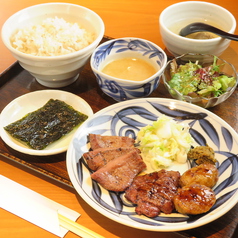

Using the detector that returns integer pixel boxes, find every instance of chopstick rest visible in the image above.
[0,175,103,238]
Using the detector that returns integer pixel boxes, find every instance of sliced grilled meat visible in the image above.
[83,147,141,171]
[91,150,146,192]
[125,170,180,217]
[89,134,135,150]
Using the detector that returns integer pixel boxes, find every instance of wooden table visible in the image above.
[0,1,238,238]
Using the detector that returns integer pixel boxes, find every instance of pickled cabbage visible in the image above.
[136,115,195,169]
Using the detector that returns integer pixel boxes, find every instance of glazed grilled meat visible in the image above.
[179,163,219,188]
[83,147,140,171]
[173,184,216,215]
[125,170,180,217]
[91,150,146,192]
[88,134,135,150]
[175,163,218,215]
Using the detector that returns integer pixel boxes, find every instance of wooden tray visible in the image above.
[0,36,237,238]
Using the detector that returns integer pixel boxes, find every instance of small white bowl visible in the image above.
[90,37,167,101]
[159,1,236,59]
[0,90,93,155]
[1,3,105,88]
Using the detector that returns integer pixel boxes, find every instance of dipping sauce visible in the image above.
[101,57,157,81]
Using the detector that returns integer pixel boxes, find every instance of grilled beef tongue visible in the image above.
[91,150,146,192]
[83,147,140,171]
[89,134,135,150]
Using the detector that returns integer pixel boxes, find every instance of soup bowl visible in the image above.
[159,1,236,60]
[90,37,167,101]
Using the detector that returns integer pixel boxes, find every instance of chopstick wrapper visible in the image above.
[0,175,80,237]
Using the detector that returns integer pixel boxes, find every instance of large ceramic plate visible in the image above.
[66,98,238,231]
[0,90,93,156]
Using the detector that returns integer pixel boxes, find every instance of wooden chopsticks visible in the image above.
[58,213,105,238]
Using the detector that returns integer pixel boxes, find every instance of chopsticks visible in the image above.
[58,213,105,238]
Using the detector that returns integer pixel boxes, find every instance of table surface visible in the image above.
[1,1,238,238]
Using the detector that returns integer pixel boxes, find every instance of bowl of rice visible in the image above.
[1,3,105,88]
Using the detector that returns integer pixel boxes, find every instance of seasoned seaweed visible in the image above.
[4,99,88,150]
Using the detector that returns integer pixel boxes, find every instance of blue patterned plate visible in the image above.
[66,98,238,231]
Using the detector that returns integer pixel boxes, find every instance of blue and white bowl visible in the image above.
[90,37,167,101]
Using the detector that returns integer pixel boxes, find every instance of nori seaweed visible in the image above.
[4,99,88,150]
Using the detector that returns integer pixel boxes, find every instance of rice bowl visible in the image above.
[1,3,105,88]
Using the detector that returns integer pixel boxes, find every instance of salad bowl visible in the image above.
[162,53,238,108]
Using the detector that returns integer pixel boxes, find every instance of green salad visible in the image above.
[168,57,236,98]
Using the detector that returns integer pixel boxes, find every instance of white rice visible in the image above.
[11,16,95,56]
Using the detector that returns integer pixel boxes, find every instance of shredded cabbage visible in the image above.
[136,115,195,169]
